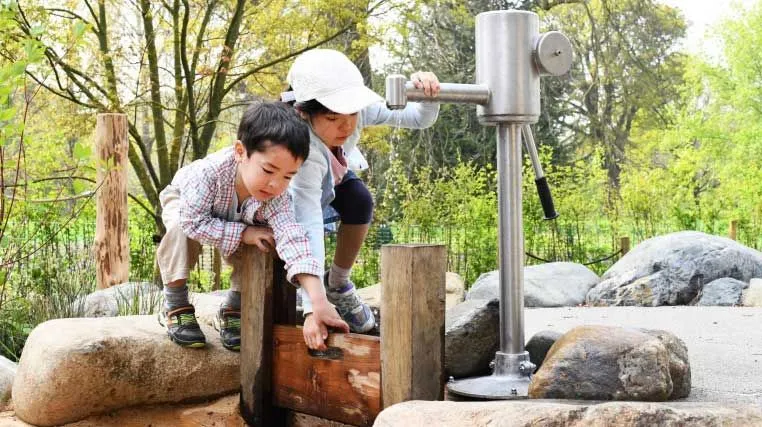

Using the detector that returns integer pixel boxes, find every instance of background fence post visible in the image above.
[380,244,446,408]
[619,236,630,256]
[93,113,129,289]
[729,219,738,241]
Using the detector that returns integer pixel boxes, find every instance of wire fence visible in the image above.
[4,217,755,293]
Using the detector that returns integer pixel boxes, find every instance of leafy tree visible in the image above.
[542,0,687,186]
[14,0,386,230]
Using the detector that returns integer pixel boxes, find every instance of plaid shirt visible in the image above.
[165,147,322,283]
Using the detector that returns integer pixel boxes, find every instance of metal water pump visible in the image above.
[385,10,572,399]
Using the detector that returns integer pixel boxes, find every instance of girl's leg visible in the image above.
[326,173,375,332]
[328,174,374,289]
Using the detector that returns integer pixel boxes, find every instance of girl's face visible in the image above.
[309,112,358,148]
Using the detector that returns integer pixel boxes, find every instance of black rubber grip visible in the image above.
[535,176,559,220]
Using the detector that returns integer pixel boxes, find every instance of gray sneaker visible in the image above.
[325,274,375,333]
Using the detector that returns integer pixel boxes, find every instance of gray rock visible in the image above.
[525,330,562,372]
[528,325,689,401]
[697,278,748,306]
[74,282,161,317]
[12,316,239,426]
[744,278,762,306]
[374,401,762,427]
[467,262,599,307]
[445,299,499,378]
[0,356,16,409]
[587,231,762,306]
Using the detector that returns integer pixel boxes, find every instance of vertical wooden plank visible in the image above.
[273,258,297,325]
[729,219,738,241]
[212,247,222,291]
[93,113,129,289]
[240,246,279,426]
[380,244,446,408]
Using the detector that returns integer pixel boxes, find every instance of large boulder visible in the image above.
[0,356,16,410]
[444,299,499,378]
[524,330,562,372]
[697,278,748,306]
[743,278,762,306]
[528,325,690,401]
[374,400,762,426]
[74,282,161,317]
[587,231,762,306]
[467,262,599,307]
[12,316,239,426]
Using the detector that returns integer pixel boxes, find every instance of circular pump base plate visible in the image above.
[447,374,532,400]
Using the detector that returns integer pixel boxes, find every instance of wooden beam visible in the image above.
[380,244,446,408]
[273,259,297,325]
[272,325,381,427]
[239,246,279,426]
[93,113,129,289]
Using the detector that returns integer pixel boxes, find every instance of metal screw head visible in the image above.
[448,376,455,383]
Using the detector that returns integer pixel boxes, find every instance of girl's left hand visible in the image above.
[411,71,441,97]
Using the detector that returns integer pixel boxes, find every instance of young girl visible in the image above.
[282,49,440,333]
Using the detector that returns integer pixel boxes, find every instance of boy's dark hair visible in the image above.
[237,101,310,161]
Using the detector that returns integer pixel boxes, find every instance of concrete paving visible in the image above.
[524,306,762,405]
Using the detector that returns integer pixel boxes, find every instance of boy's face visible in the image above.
[235,140,303,202]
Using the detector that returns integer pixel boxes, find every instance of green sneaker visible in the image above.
[158,306,206,348]
[215,307,241,351]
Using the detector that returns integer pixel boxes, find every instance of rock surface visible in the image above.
[74,282,161,317]
[0,356,16,410]
[467,262,599,307]
[529,325,690,401]
[524,330,562,372]
[743,278,762,306]
[697,278,748,306]
[587,231,762,306]
[374,400,762,426]
[444,299,499,378]
[12,315,239,426]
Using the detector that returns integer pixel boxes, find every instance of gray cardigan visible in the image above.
[289,100,440,313]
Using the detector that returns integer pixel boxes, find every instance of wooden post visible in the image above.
[240,246,279,426]
[212,247,222,291]
[272,258,297,325]
[619,236,630,256]
[380,244,446,408]
[729,220,738,241]
[93,113,129,289]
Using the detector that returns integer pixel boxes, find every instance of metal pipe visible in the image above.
[522,125,544,178]
[496,124,525,355]
[385,74,490,110]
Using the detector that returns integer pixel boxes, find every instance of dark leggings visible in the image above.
[329,172,374,225]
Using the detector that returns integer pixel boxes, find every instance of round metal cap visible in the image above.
[534,31,573,76]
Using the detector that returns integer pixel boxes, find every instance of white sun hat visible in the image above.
[286,49,383,115]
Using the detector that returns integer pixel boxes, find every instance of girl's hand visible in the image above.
[411,71,441,97]
[302,300,349,350]
[241,225,275,253]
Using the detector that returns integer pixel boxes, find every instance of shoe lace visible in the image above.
[225,316,241,330]
[176,312,197,325]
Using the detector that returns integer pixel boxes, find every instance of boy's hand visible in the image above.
[302,299,349,350]
[241,225,275,253]
[411,71,441,97]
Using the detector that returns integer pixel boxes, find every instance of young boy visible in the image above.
[156,101,348,351]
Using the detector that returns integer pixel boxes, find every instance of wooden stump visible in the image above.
[93,113,129,289]
[380,244,447,408]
